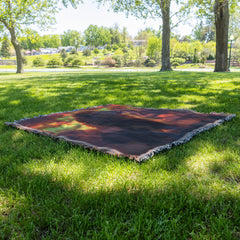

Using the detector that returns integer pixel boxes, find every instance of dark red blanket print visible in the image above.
[5,104,235,162]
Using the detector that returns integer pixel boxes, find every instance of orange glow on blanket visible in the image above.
[6,104,235,162]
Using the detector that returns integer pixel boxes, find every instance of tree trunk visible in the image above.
[214,0,229,72]
[9,27,24,73]
[160,0,172,71]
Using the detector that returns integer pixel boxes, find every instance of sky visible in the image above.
[40,1,195,37]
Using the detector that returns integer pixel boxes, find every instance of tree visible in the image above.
[134,28,154,44]
[96,0,177,71]
[1,36,11,59]
[60,49,68,60]
[20,29,42,51]
[84,25,111,47]
[159,0,172,71]
[229,5,240,40]
[121,27,129,44]
[146,36,162,63]
[109,24,121,45]
[40,34,61,48]
[193,21,215,42]
[180,35,193,42]
[214,0,229,71]
[61,30,83,49]
[0,0,60,73]
[0,0,82,73]
[188,0,239,72]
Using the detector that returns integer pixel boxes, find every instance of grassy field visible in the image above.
[0,71,239,239]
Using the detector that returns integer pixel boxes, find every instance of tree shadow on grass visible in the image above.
[1,71,239,170]
[0,71,213,117]
[0,72,192,122]
[1,127,239,238]
[1,142,240,239]
[0,71,240,239]
[1,71,239,154]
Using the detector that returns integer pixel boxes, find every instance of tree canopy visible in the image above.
[61,30,83,49]
[0,0,59,30]
[84,25,111,47]
[96,0,184,71]
[0,0,82,73]
[0,36,11,59]
[229,5,240,40]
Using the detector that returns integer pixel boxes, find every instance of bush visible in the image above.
[122,47,128,53]
[173,50,187,59]
[112,44,119,51]
[64,56,83,67]
[120,43,126,48]
[200,56,207,64]
[146,36,161,62]
[126,60,134,67]
[106,45,112,51]
[47,57,63,68]
[114,49,124,56]
[144,58,156,67]
[170,58,185,65]
[93,48,99,54]
[193,49,199,63]
[94,58,101,66]
[171,62,180,68]
[82,49,91,57]
[60,49,68,60]
[102,57,116,67]
[71,57,83,67]
[129,43,134,50]
[70,48,78,55]
[64,56,75,66]
[133,58,143,67]
[22,56,28,65]
[123,53,130,67]
[103,49,108,55]
[112,55,123,67]
[33,56,45,67]
[208,54,215,60]
[232,48,240,62]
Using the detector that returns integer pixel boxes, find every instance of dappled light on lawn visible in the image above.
[0,71,239,239]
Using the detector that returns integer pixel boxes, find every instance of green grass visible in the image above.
[176,63,215,69]
[0,71,239,239]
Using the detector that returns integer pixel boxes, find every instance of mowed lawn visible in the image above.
[0,71,239,239]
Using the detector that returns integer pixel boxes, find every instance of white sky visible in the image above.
[40,1,195,37]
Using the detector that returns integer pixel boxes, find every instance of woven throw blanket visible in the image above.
[5,104,235,162]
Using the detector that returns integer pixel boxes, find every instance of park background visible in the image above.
[0,1,240,239]
[0,1,239,71]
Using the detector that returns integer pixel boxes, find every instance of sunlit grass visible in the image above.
[0,71,239,239]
